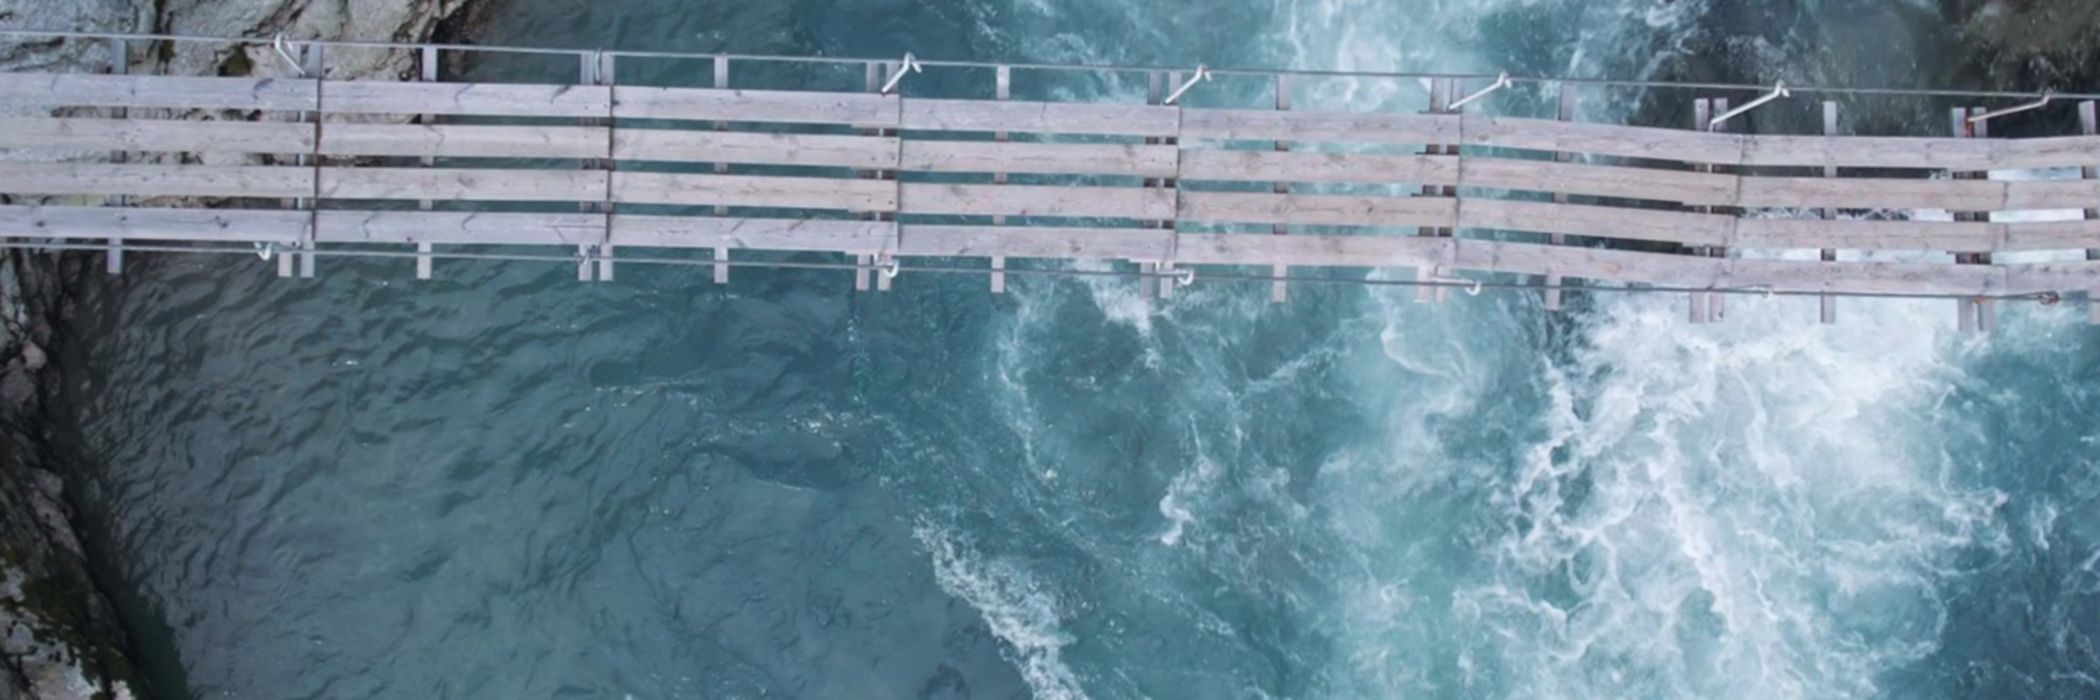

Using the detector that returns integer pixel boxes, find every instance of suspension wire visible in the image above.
[1,28,2090,101]
[0,241,2063,304]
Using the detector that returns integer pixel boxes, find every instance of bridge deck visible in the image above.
[3,68,2099,326]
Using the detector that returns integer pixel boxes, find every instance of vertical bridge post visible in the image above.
[990,65,1011,294]
[712,55,730,284]
[415,45,437,280]
[856,62,880,293]
[578,52,615,282]
[104,37,126,275]
[1158,70,1182,301]
[297,43,322,279]
[876,59,901,293]
[1271,74,1290,303]
[1819,100,1838,324]
[1708,97,1730,321]
[2081,100,2098,323]
[1951,106,1990,333]
[1417,78,1453,303]
[1689,98,1712,323]
[1139,72,1161,301]
[1544,82,1577,312]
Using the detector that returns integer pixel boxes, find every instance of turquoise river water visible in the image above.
[42,0,2100,697]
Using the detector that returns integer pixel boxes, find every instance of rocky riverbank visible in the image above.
[0,2,462,697]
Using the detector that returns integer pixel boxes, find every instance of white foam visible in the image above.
[916,525,1089,700]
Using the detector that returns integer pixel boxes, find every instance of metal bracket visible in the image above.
[1447,71,1511,111]
[271,33,309,78]
[1708,81,1788,128]
[1967,90,2054,124]
[1162,65,1211,105]
[879,256,901,280]
[1173,267,1196,287]
[255,242,275,261]
[1433,275,1483,296]
[878,53,922,95]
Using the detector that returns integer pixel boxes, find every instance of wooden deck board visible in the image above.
[0,117,314,154]
[901,99,1178,137]
[900,141,1176,177]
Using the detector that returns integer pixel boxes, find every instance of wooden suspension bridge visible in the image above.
[3,32,2100,332]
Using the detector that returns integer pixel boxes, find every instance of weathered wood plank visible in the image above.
[324,80,611,118]
[900,225,1173,260]
[0,117,314,154]
[1461,114,1743,164]
[0,73,317,111]
[614,86,898,126]
[1740,135,1996,169]
[1460,158,1737,205]
[1459,198,1734,245]
[615,172,896,211]
[1991,136,2100,170]
[1178,150,1459,184]
[315,211,601,245]
[1178,192,1457,227]
[318,168,606,201]
[321,123,607,159]
[902,99,1178,137]
[1733,218,1999,251]
[0,163,312,198]
[2005,179,2100,210]
[610,215,895,254]
[1735,176,2005,210]
[900,140,1176,177]
[616,129,899,169]
[0,204,306,242]
[1180,108,1458,143]
[1175,232,1451,268]
[899,183,1173,219]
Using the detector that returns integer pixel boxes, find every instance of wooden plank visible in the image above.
[1996,136,2100,170]
[612,215,895,254]
[323,80,610,118]
[1179,108,1459,143]
[315,211,601,245]
[1461,113,1743,164]
[0,115,319,154]
[318,168,606,202]
[614,86,898,127]
[2005,179,2100,210]
[900,225,1173,260]
[1177,150,1458,184]
[1740,134,1996,169]
[1418,78,1453,303]
[616,172,896,211]
[1270,75,1292,302]
[1458,198,1733,246]
[322,123,607,159]
[1689,98,1712,323]
[1175,232,1451,268]
[901,140,1177,177]
[902,98,1178,137]
[0,73,317,111]
[1735,176,2005,210]
[617,129,898,169]
[0,204,307,242]
[1461,157,1737,205]
[0,162,311,198]
[1953,107,1983,333]
[1733,219,1999,251]
[1178,191,1458,227]
[900,183,1174,219]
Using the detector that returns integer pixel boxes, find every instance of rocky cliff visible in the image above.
[0,1,462,697]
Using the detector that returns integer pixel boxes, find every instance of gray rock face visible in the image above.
[0,0,463,697]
